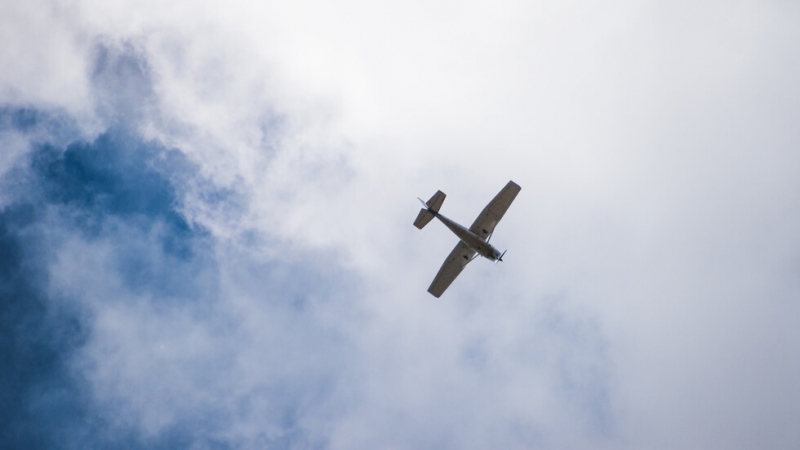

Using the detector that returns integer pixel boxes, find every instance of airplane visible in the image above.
[414,180,521,297]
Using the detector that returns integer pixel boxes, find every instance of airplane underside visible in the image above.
[414,180,520,297]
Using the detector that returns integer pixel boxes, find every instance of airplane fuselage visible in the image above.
[433,212,502,261]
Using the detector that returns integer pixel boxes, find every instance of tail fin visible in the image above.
[413,190,446,229]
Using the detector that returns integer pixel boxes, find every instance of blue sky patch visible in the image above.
[0,106,220,448]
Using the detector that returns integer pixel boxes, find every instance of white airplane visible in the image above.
[414,180,521,297]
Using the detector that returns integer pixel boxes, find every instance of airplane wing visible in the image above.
[428,240,476,298]
[469,180,521,240]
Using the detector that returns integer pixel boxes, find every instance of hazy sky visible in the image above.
[2,1,799,449]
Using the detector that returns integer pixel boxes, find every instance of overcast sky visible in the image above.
[2,1,799,449]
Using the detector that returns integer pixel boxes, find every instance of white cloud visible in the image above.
[3,0,800,448]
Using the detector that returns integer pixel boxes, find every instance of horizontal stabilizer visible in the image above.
[426,190,446,213]
[413,208,435,229]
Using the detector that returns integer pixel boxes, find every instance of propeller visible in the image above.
[496,249,507,263]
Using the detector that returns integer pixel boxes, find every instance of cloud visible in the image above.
[0,43,360,448]
[3,1,800,449]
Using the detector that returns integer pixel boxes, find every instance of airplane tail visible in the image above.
[413,190,446,229]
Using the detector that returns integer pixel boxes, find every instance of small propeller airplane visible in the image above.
[414,180,521,297]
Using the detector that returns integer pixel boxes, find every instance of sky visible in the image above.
[1,0,799,449]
